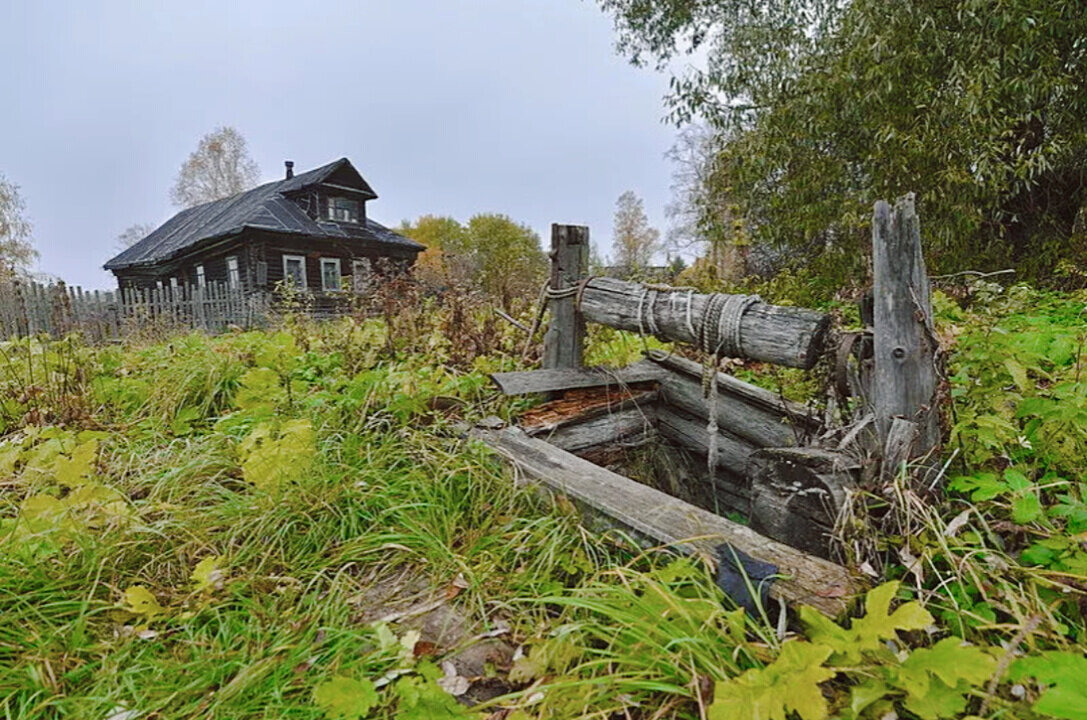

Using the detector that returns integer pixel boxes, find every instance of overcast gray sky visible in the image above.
[1,0,683,289]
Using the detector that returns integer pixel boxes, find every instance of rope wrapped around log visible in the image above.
[574,277,830,369]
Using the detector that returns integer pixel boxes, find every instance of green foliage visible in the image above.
[400,212,547,310]
[237,418,315,492]
[313,676,379,720]
[1011,652,1087,720]
[800,581,934,664]
[2,284,1085,719]
[599,0,1087,283]
[708,641,834,720]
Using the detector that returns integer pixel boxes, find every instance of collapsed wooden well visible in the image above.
[475,197,941,617]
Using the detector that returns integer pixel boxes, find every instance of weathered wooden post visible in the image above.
[872,194,941,476]
[542,224,590,371]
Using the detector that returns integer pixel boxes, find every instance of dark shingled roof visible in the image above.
[104,158,423,271]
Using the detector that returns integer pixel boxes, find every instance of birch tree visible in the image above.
[171,126,260,208]
[0,174,37,276]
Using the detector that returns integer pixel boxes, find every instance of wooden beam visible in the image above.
[542,224,589,371]
[578,277,829,369]
[872,196,940,461]
[539,406,657,453]
[490,359,665,396]
[473,425,861,616]
[649,353,818,448]
[656,406,758,481]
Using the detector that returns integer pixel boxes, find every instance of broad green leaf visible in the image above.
[1011,494,1043,524]
[313,676,378,720]
[0,442,20,476]
[394,675,476,719]
[901,677,969,720]
[949,473,1008,501]
[1003,468,1031,491]
[1003,358,1030,391]
[901,637,997,688]
[1011,652,1087,720]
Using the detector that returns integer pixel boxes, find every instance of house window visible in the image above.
[352,258,372,293]
[327,197,359,223]
[320,258,342,292]
[196,264,206,288]
[170,277,179,292]
[282,254,306,288]
[226,256,240,289]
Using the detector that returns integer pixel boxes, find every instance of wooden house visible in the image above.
[104,158,424,294]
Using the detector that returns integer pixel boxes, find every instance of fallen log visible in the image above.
[473,425,862,616]
[577,277,830,369]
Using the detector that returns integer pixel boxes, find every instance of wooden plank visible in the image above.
[542,224,589,371]
[578,277,830,369]
[491,359,665,395]
[474,425,860,616]
[872,196,940,461]
[650,353,818,448]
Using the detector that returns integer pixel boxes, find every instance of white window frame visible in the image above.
[282,254,307,289]
[320,257,342,292]
[226,256,240,289]
[195,264,206,288]
[170,277,179,291]
[327,197,360,224]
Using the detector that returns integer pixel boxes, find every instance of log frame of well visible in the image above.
[476,200,940,617]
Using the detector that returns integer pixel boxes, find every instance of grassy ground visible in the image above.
[1,285,1085,720]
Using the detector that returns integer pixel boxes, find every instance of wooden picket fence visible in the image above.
[0,279,271,343]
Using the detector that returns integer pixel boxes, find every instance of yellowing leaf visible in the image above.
[313,675,378,720]
[124,585,166,618]
[55,439,98,488]
[239,419,315,492]
[902,637,997,689]
[802,582,933,664]
[708,641,834,720]
[191,556,224,593]
[0,442,21,477]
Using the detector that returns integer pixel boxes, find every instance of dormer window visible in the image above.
[328,197,359,223]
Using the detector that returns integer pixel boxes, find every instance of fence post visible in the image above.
[542,224,589,371]
[872,195,941,478]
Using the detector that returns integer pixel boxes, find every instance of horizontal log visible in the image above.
[473,425,861,616]
[656,407,758,479]
[540,406,657,453]
[651,356,813,449]
[578,277,830,369]
[490,359,665,395]
[522,389,658,436]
